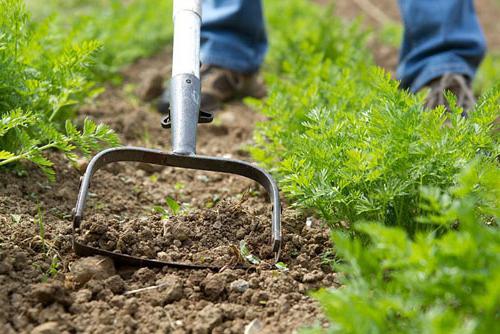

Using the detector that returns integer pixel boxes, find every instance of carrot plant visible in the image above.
[260,1,499,332]
[308,160,499,333]
[25,0,174,81]
[257,0,499,230]
[1,0,175,178]
[0,0,118,178]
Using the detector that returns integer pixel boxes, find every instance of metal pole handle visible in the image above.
[170,0,202,155]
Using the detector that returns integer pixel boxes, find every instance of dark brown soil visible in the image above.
[0,46,334,334]
[1,1,499,333]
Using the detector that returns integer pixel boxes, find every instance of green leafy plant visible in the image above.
[308,160,499,334]
[153,196,182,220]
[26,0,174,80]
[0,0,119,178]
[259,1,499,332]
[254,0,499,231]
[475,54,500,94]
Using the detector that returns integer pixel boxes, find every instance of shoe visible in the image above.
[423,73,476,116]
[200,64,266,111]
[157,65,266,114]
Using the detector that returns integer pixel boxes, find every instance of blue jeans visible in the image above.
[201,0,486,92]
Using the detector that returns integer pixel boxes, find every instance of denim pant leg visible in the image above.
[201,0,267,73]
[397,0,487,92]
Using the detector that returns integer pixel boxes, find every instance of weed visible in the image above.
[35,206,46,251]
[41,254,60,282]
[239,240,261,265]
[153,196,182,220]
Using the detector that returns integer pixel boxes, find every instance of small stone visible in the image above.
[31,321,59,334]
[229,279,250,293]
[70,256,116,285]
[303,270,324,283]
[244,319,263,334]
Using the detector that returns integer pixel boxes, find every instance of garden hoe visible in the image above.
[71,0,282,270]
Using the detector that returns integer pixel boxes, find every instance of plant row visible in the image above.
[260,1,499,332]
[0,0,173,178]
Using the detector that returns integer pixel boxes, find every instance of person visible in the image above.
[175,0,487,113]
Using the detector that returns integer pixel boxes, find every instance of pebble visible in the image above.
[229,279,250,293]
[31,321,59,334]
[244,319,263,334]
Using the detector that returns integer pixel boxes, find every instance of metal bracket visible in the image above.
[161,109,213,129]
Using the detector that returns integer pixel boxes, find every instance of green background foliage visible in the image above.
[0,0,174,177]
[258,0,499,230]
[259,1,499,333]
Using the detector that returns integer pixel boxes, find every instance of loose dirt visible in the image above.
[2,1,499,333]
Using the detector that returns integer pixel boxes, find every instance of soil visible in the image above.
[1,1,499,333]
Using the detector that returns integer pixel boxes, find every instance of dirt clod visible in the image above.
[193,305,224,334]
[31,282,72,307]
[202,273,226,300]
[136,68,164,102]
[303,270,325,283]
[155,275,184,304]
[69,256,116,285]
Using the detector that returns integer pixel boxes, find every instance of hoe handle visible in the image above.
[170,0,202,155]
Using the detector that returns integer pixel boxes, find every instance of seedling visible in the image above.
[10,214,21,224]
[36,206,46,252]
[274,262,289,272]
[153,196,182,220]
[239,240,261,265]
[41,255,61,282]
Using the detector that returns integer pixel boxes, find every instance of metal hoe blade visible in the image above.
[72,147,282,269]
[71,0,282,269]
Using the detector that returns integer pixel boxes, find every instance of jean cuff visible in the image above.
[201,54,262,73]
[201,47,263,73]
[410,62,476,92]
